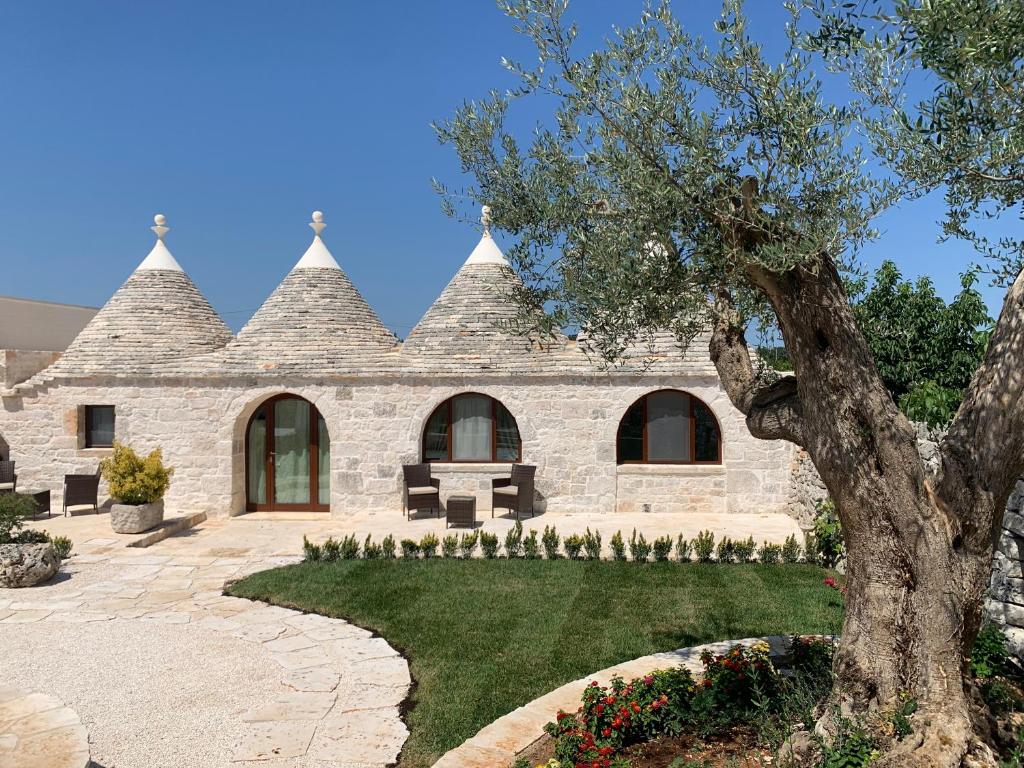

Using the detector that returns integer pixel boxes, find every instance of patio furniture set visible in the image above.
[0,460,100,518]
[401,462,537,528]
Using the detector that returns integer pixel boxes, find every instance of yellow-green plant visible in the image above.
[99,441,173,505]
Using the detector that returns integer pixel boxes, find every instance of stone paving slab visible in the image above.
[0,687,90,768]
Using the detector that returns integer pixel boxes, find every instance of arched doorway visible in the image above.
[246,394,329,512]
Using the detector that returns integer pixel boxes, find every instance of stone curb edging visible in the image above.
[0,686,90,768]
[430,635,796,768]
[126,512,208,548]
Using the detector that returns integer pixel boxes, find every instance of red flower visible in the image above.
[601,727,611,738]
[643,675,654,685]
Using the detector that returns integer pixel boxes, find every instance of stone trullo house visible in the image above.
[0,210,795,519]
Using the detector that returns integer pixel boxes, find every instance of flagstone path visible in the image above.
[0,532,410,767]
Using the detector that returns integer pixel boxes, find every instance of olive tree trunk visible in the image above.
[709,257,1024,767]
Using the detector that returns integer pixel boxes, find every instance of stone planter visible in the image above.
[110,500,164,534]
[0,543,59,587]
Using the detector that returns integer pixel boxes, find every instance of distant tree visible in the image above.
[437,1,1024,764]
[853,260,991,426]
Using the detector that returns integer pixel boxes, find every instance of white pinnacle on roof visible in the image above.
[463,205,509,266]
[292,210,342,270]
[136,214,184,271]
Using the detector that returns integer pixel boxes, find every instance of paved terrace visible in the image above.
[0,509,800,768]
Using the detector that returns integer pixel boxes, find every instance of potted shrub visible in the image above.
[100,442,174,534]
[0,492,59,587]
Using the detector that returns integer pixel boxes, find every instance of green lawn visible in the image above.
[228,560,843,768]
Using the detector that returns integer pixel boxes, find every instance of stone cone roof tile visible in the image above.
[48,268,232,375]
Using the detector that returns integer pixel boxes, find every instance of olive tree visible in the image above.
[436,1,1024,764]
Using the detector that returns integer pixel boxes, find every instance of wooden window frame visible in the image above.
[244,394,329,513]
[616,389,722,465]
[83,405,116,449]
[422,393,523,464]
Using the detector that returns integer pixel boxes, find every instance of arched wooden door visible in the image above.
[246,395,330,512]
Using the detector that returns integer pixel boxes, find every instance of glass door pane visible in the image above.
[647,391,691,461]
[317,413,330,506]
[247,408,267,504]
[274,398,310,505]
[452,394,492,461]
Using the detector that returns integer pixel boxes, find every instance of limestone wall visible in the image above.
[988,482,1024,654]
[0,373,793,519]
[1,350,62,388]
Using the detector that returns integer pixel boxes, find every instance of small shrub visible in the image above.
[716,536,735,564]
[0,492,40,543]
[790,635,835,693]
[98,441,173,504]
[981,678,1024,714]
[733,536,756,563]
[675,534,692,562]
[13,529,49,544]
[582,528,602,560]
[971,622,1012,679]
[420,533,439,558]
[381,534,397,559]
[652,535,673,562]
[441,535,458,558]
[50,535,73,560]
[818,718,877,768]
[459,531,479,559]
[812,499,845,569]
[504,521,524,558]
[610,530,627,561]
[302,536,322,562]
[563,534,584,560]
[339,534,360,560]
[888,693,917,739]
[692,530,715,563]
[480,532,499,559]
[542,525,560,559]
[629,528,651,562]
[690,642,783,730]
[363,535,382,560]
[758,541,781,565]
[400,539,420,559]
[321,537,341,562]
[781,534,802,564]
[523,529,540,559]
[804,532,821,565]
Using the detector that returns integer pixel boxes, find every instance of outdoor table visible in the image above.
[446,494,477,528]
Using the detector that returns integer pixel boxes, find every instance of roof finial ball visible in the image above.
[151,213,169,241]
[310,210,326,237]
[481,205,493,237]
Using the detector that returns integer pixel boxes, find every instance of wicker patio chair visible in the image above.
[402,463,440,520]
[491,463,536,521]
[0,460,15,493]
[63,469,101,516]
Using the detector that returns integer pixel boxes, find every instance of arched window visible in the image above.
[617,390,721,464]
[423,393,521,463]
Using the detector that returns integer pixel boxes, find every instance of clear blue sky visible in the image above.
[0,1,1012,334]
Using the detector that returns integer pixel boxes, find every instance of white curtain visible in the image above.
[647,391,691,461]
[453,395,492,461]
[317,414,330,506]
[274,399,310,504]
[247,412,267,504]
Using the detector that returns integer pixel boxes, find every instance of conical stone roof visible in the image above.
[49,215,232,375]
[401,207,568,370]
[215,212,398,373]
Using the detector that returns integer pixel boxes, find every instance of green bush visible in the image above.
[51,535,73,560]
[523,529,540,559]
[542,525,560,559]
[480,532,499,559]
[400,539,420,559]
[13,529,50,544]
[563,534,584,560]
[459,531,479,559]
[629,528,651,562]
[693,530,715,563]
[321,537,341,562]
[504,521,524,558]
[363,535,383,560]
[782,534,802,564]
[758,541,782,565]
[420,533,439,558]
[812,500,844,569]
[302,536,322,562]
[652,535,673,562]
[583,528,602,560]
[819,718,878,768]
[441,534,458,558]
[803,532,821,566]
[381,534,397,559]
[98,441,173,505]
[971,622,1012,679]
[675,534,692,562]
[610,530,627,561]
[716,536,735,564]
[734,536,756,564]
[0,492,40,543]
[339,534,360,560]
